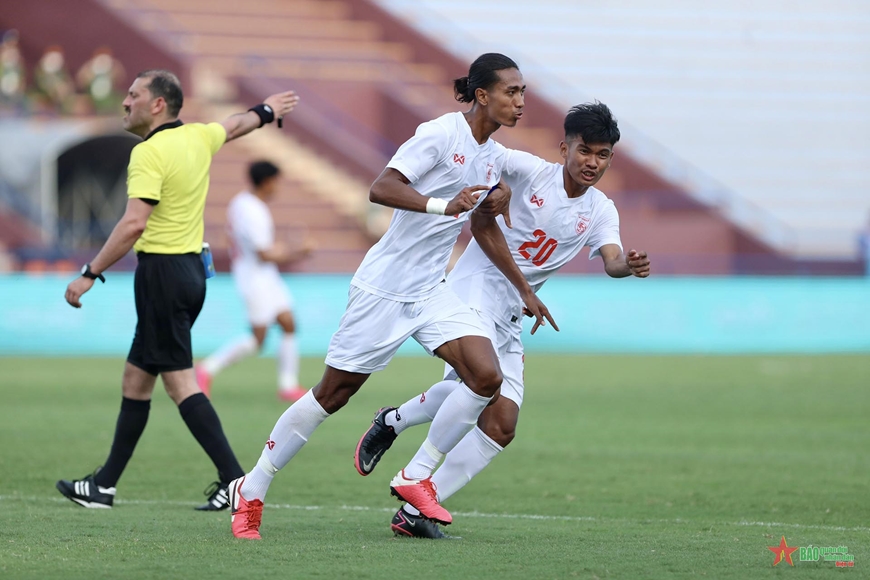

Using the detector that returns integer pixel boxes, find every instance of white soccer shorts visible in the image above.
[234,269,293,327]
[444,310,525,407]
[325,282,489,374]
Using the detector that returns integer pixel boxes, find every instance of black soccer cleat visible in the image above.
[195,480,230,511]
[56,470,115,509]
[390,507,458,539]
[354,406,399,476]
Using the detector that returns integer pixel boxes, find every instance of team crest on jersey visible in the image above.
[453,153,465,165]
[576,215,590,235]
[530,193,544,207]
[485,162,494,182]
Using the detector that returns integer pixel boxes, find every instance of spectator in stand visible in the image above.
[76,47,125,115]
[0,30,26,110]
[32,45,76,114]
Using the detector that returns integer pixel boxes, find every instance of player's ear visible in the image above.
[559,141,568,161]
[475,87,488,106]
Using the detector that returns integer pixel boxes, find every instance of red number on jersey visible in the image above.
[517,229,558,266]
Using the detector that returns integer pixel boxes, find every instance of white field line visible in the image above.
[2,495,869,534]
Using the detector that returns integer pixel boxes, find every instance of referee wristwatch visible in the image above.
[81,263,105,283]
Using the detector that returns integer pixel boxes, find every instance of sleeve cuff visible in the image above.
[386,161,418,184]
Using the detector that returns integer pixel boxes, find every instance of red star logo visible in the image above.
[768,536,799,566]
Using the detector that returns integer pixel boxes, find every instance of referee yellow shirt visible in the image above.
[127,121,226,254]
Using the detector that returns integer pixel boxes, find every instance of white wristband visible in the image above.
[425,197,448,215]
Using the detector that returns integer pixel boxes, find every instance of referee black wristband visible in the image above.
[248,104,275,128]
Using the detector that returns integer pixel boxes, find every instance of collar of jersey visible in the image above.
[144,119,183,141]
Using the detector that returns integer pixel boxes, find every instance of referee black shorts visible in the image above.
[127,252,206,375]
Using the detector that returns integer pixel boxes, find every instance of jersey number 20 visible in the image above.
[518,229,558,266]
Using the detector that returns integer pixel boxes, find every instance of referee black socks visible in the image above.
[178,393,245,484]
[94,397,151,489]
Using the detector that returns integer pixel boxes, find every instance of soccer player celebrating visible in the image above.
[228,53,555,539]
[196,160,313,402]
[355,102,651,538]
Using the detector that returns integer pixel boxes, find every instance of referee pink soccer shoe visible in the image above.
[389,470,452,525]
[229,476,263,540]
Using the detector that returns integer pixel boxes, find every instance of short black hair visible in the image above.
[564,102,620,146]
[454,53,519,104]
[137,69,183,117]
[249,161,280,188]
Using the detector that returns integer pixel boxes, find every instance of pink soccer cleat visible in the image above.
[278,387,307,403]
[229,476,263,540]
[389,470,452,525]
[195,365,212,398]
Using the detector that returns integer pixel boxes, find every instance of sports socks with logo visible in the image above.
[242,389,329,501]
[385,378,460,434]
[401,383,491,481]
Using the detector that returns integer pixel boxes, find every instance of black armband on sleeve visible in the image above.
[247,104,275,128]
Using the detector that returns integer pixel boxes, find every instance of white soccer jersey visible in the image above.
[449,147,623,325]
[351,112,503,301]
[226,190,279,279]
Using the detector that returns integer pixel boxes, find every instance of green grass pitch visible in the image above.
[1,354,868,579]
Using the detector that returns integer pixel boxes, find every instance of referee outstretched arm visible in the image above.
[65,79,299,307]
[56,69,299,512]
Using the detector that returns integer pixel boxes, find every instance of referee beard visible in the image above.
[58,69,300,511]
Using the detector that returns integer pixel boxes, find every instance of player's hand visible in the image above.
[65,276,94,308]
[520,291,559,335]
[445,185,491,216]
[476,178,513,228]
[626,249,650,278]
[264,91,300,119]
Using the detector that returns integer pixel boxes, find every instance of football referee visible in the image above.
[57,69,299,511]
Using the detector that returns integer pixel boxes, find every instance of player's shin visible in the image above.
[389,378,461,434]
[402,384,491,480]
[241,390,329,501]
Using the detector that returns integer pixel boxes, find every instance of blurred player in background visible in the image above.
[228,53,557,540]
[355,102,650,538]
[196,160,313,402]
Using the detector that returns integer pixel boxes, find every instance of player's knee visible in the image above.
[472,366,503,398]
[483,421,515,448]
[312,382,355,414]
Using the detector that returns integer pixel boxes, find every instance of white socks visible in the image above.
[278,333,300,391]
[386,379,460,434]
[402,383,491,480]
[403,427,503,516]
[202,334,258,375]
[241,389,329,501]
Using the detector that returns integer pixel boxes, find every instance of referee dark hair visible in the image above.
[58,69,299,511]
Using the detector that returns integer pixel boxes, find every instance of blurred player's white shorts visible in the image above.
[325,282,489,374]
[233,269,293,327]
[443,310,525,408]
